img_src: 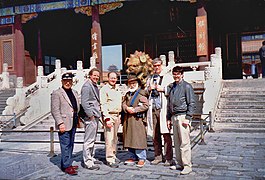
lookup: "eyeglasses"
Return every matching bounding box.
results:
[153,64,161,67]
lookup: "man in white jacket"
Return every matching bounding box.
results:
[146,58,174,166]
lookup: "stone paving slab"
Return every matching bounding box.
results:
[1,129,265,179]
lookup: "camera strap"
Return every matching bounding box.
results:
[129,89,141,107]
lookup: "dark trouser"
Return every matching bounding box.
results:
[58,127,76,170]
[152,109,173,161]
[262,59,265,78]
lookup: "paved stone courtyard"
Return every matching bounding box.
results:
[1,123,265,180]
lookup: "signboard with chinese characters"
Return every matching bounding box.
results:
[91,28,101,66]
[196,15,208,56]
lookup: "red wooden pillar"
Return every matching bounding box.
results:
[91,5,103,82]
[37,29,42,66]
[14,15,25,80]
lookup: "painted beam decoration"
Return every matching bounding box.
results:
[0,16,14,25]
[0,0,126,17]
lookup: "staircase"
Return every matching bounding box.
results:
[215,79,265,133]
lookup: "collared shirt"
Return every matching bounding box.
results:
[100,83,122,118]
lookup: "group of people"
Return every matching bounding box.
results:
[51,58,196,176]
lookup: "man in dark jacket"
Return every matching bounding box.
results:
[166,66,196,175]
[259,40,265,78]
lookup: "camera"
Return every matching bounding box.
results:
[151,75,159,97]
[136,112,145,118]
[151,89,159,97]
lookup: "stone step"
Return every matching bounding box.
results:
[214,127,265,133]
[215,117,265,123]
[222,79,265,88]
[219,105,265,109]
[219,97,265,102]
[217,112,265,118]
[217,109,265,114]
[221,91,265,95]
[218,101,265,106]
[214,122,265,128]
[223,87,265,91]
[220,94,265,99]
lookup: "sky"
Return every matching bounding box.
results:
[102,44,123,71]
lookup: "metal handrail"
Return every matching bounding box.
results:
[0,112,213,156]
[0,113,16,128]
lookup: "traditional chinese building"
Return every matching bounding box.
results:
[0,0,264,85]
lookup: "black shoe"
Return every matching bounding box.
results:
[94,160,103,165]
[107,162,119,168]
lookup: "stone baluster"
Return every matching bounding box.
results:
[90,56,96,68]
[36,66,43,87]
[77,60,83,70]
[1,63,10,89]
[168,51,175,68]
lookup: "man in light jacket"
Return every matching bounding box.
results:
[146,58,174,166]
[100,71,122,168]
[51,72,80,175]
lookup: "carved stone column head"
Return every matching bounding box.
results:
[77,60,83,70]
[215,47,221,58]
[90,56,96,68]
[3,63,8,72]
[17,77,23,88]
[159,55,166,66]
[55,59,61,69]
[168,51,175,63]
[37,66,43,76]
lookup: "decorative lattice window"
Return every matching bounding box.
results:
[2,40,13,69]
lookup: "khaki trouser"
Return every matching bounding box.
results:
[104,114,120,164]
[172,114,192,167]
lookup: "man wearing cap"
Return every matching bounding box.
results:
[51,72,80,175]
[100,71,122,168]
[122,74,149,168]
[81,68,102,170]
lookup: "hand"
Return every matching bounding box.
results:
[106,121,113,128]
[182,119,190,128]
[59,123,66,133]
[90,116,95,120]
[167,120,172,130]
[127,107,135,114]
[182,122,189,127]
[105,118,113,128]
[156,85,164,92]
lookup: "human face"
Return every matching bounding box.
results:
[153,62,162,75]
[172,72,183,83]
[90,70,100,84]
[128,80,138,90]
[108,72,117,86]
[62,79,73,89]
